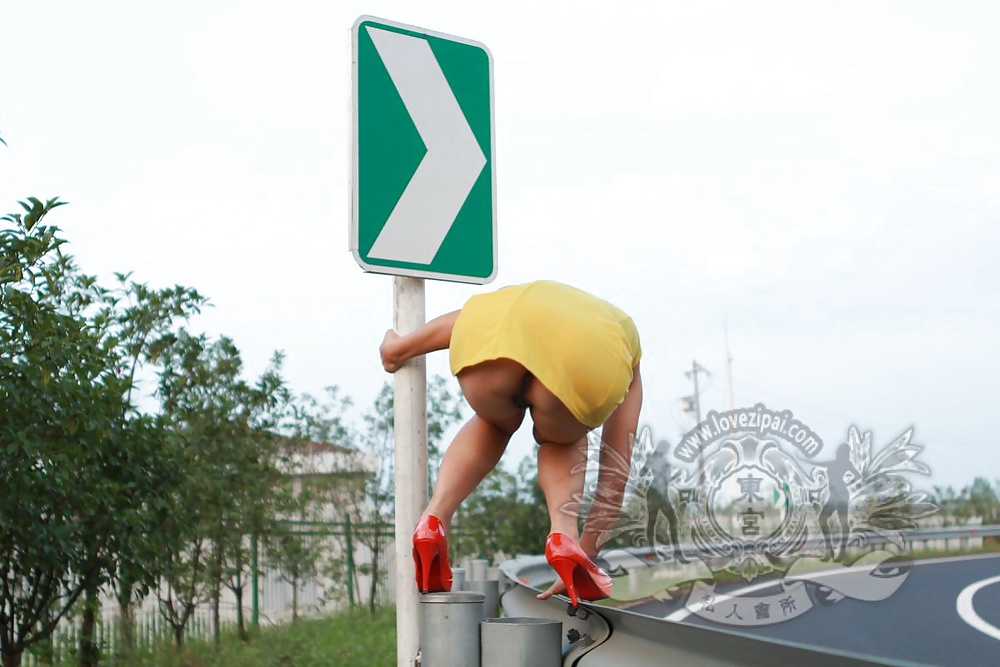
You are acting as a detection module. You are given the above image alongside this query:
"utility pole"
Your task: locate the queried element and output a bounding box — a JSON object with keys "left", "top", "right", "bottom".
{"left": 685, "top": 360, "right": 710, "bottom": 424}
{"left": 685, "top": 360, "right": 710, "bottom": 492}
{"left": 724, "top": 322, "right": 734, "bottom": 415}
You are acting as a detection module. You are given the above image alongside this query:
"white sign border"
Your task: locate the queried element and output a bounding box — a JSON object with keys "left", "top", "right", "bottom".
{"left": 349, "top": 15, "right": 498, "bottom": 285}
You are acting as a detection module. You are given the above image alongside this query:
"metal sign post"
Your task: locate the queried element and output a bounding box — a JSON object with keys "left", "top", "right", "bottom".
{"left": 350, "top": 15, "right": 496, "bottom": 667}
{"left": 393, "top": 276, "right": 427, "bottom": 666}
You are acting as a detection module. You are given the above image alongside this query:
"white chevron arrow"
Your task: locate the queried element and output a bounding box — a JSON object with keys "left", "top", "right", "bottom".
{"left": 365, "top": 28, "right": 487, "bottom": 265}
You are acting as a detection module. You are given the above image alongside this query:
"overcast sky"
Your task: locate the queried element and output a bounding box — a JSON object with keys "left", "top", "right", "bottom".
{"left": 2, "top": 1, "right": 997, "bottom": 491}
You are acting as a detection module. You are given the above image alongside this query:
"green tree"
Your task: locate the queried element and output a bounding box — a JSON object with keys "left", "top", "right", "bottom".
{"left": 0, "top": 198, "right": 135, "bottom": 667}
{"left": 90, "top": 276, "right": 206, "bottom": 664}
{"left": 154, "top": 332, "right": 292, "bottom": 647}
{"left": 934, "top": 485, "right": 974, "bottom": 526}
{"left": 0, "top": 123, "right": 207, "bottom": 662}
{"left": 354, "top": 384, "right": 396, "bottom": 614}
{"left": 215, "top": 353, "right": 293, "bottom": 642}
{"left": 154, "top": 333, "right": 241, "bottom": 647}
{"left": 67, "top": 275, "right": 206, "bottom": 667}
{"left": 964, "top": 477, "right": 1000, "bottom": 526}
{"left": 271, "top": 387, "right": 363, "bottom": 617}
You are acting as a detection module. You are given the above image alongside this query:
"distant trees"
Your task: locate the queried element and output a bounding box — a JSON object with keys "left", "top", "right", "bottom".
{"left": 274, "top": 386, "right": 361, "bottom": 619}
{"left": 934, "top": 478, "right": 1000, "bottom": 527}
{"left": 153, "top": 333, "right": 294, "bottom": 648}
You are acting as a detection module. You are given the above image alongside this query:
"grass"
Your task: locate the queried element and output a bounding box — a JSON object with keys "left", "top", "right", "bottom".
{"left": 115, "top": 608, "right": 397, "bottom": 667}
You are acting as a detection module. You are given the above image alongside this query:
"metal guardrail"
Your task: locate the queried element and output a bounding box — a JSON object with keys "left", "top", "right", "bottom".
{"left": 606, "top": 524, "right": 1000, "bottom": 562}
{"left": 497, "top": 525, "right": 1000, "bottom": 666}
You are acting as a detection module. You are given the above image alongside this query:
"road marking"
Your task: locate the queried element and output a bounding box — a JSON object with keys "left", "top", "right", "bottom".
{"left": 365, "top": 27, "right": 487, "bottom": 265}
{"left": 666, "top": 556, "right": 901, "bottom": 622}
{"left": 956, "top": 575, "right": 1000, "bottom": 642}
{"left": 667, "top": 552, "right": 1000, "bottom": 623}
{"left": 665, "top": 577, "right": 774, "bottom": 622}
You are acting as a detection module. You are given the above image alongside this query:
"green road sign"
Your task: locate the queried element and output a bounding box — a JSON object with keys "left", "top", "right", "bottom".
{"left": 350, "top": 16, "right": 497, "bottom": 284}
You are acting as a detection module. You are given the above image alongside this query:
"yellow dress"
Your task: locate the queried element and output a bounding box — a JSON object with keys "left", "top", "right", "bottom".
{"left": 449, "top": 281, "right": 642, "bottom": 429}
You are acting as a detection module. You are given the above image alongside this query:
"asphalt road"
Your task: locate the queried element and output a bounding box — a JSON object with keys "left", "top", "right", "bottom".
{"left": 624, "top": 553, "right": 1000, "bottom": 666}
{"left": 976, "top": 579, "right": 1000, "bottom": 635}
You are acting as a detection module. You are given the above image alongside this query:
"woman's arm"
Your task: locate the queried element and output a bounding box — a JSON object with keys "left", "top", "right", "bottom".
{"left": 380, "top": 309, "right": 461, "bottom": 372}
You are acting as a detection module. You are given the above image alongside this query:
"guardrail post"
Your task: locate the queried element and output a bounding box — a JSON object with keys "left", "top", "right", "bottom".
{"left": 471, "top": 559, "right": 489, "bottom": 581}
{"left": 419, "top": 591, "right": 485, "bottom": 667}
{"left": 481, "top": 618, "right": 561, "bottom": 667}
{"left": 465, "top": 580, "right": 500, "bottom": 618}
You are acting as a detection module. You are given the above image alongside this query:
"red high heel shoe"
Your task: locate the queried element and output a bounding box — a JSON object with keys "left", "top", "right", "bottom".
{"left": 412, "top": 515, "right": 452, "bottom": 593}
{"left": 545, "top": 533, "right": 611, "bottom": 607}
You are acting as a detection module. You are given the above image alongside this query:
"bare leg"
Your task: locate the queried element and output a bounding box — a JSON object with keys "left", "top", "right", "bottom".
{"left": 523, "top": 375, "right": 592, "bottom": 538}
{"left": 421, "top": 359, "right": 527, "bottom": 532}
{"left": 424, "top": 415, "right": 515, "bottom": 533}
{"left": 536, "top": 368, "right": 642, "bottom": 601}
{"left": 537, "top": 437, "right": 589, "bottom": 538}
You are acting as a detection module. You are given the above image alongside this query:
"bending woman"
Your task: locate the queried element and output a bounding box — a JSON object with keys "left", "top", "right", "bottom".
{"left": 379, "top": 280, "right": 643, "bottom": 606}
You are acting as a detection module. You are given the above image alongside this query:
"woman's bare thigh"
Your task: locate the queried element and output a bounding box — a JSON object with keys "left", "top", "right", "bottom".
{"left": 456, "top": 358, "right": 528, "bottom": 436}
